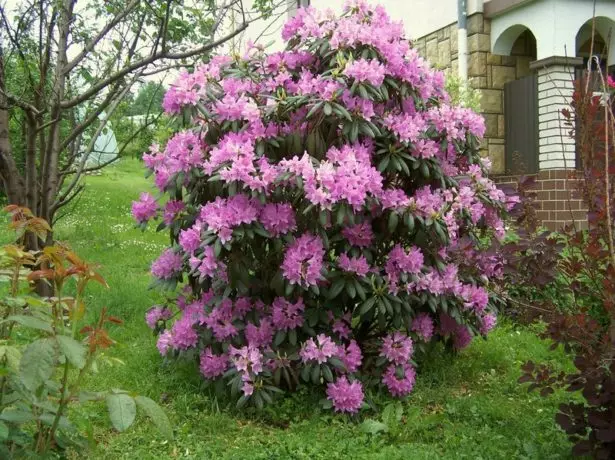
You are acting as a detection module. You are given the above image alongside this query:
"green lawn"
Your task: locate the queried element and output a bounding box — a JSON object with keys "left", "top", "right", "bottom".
{"left": 48, "top": 159, "right": 572, "bottom": 459}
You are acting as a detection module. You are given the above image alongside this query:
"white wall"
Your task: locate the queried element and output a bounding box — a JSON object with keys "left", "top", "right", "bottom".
{"left": 237, "top": 0, "right": 474, "bottom": 52}
{"left": 491, "top": 0, "right": 615, "bottom": 64}
{"left": 309, "top": 0, "right": 461, "bottom": 40}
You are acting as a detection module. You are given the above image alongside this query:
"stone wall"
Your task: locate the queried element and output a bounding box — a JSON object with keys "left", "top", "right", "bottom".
{"left": 414, "top": 13, "right": 535, "bottom": 175}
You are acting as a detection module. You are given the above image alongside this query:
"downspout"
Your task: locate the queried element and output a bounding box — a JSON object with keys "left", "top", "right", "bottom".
{"left": 457, "top": 0, "right": 468, "bottom": 81}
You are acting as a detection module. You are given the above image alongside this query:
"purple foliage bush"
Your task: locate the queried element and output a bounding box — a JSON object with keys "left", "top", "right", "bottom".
{"left": 133, "top": 1, "right": 516, "bottom": 412}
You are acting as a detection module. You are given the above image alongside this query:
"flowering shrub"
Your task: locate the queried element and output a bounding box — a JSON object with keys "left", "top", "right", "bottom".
{"left": 134, "top": 1, "right": 513, "bottom": 412}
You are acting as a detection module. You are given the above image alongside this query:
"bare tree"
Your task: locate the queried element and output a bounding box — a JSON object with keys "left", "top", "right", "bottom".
{"left": 0, "top": 0, "right": 283, "bottom": 249}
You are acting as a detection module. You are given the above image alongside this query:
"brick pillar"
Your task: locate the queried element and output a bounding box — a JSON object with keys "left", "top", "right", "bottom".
{"left": 529, "top": 56, "right": 583, "bottom": 171}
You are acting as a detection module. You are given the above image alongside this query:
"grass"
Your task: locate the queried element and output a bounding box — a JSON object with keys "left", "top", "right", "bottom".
{"left": 42, "top": 158, "right": 574, "bottom": 459}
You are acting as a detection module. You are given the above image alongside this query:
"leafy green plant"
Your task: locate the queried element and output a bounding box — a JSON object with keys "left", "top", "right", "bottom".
{"left": 0, "top": 206, "right": 172, "bottom": 457}
{"left": 360, "top": 401, "right": 404, "bottom": 439}
{"left": 445, "top": 75, "right": 482, "bottom": 113}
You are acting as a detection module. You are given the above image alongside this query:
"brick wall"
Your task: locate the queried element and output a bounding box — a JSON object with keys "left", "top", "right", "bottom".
{"left": 534, "top": 62, "right": 578, "bottom": 170}
{"left": 494, "top": 170, "right": 588, "bottom": 231}
{"left": 413, "top": 13, "right": 535, "bottom": 175}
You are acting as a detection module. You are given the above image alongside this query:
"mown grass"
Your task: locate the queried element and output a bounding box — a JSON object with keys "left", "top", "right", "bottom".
{"left": 45, "top": 159, "right": 574, "bottom": 459}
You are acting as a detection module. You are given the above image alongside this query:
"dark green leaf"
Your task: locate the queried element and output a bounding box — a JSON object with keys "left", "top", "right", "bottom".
{"left": 56, "top": 335, "right": 87, "bottom": 370}
{"left": 19, "top": 338, "right": 57, "bottom": 392}
{"left": 106, "top": 393, "right": 136, "bottom": 432}
{"left": 4, "top": 315, "right": 52, "bottom": 333}
{"left": 328, "top": 278, "right": 346, "bottom": 299}
{"left": 360, "top": 419, "right": 388, "bottom": 435}
{"left": 135, "top": 396, "right": 173, "bottom": 440}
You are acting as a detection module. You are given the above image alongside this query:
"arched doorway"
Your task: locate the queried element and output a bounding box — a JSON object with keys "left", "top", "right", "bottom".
{"left": 493, "top": 25, "right": 538, "bottom": 174}
{"left": 576, "top": 17, "right": 615, "bottom": 80}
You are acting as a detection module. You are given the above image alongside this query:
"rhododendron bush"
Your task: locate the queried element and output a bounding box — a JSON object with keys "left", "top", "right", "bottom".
{"left": 134, "top": 1, "right": 515, "bottom": 412}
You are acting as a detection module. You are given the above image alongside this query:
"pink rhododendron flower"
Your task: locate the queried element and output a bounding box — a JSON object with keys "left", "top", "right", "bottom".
{"left": 326, "top": 376, "right": 364, "bottom": 413}
{"left": 382, "top": 363, "right": 416, "bottom": 397}
{"left": 199, "top": 194, "right": 260, "bottom": 243}
{"left": 300, "top": 334, "right": 338, "bottom": 363}
{"left": 245, "top": 318, "right": 274, "bottom": 348}
{"left": 380, "top": 332, "right": 414, "bottom": 364}
{"left": 132, "top": 192, "right": 159, "bottom": 224}
{"left": 479, "top": 313, "right": 497, "bottom": 335}
{"left": 200, "top": 348, "right": 229, "bottom": 378}
{"left": 411, "top": 313, "right": 434, "bottom": 342}
{"left": 272, "top": 297, "right": 305, "bottom": 330}
{"left": 337, "top": 340, "right": 362, "bottom": 373}
{"left": 229, "top": 345, "right": 263, "bottom": 375}
{"left": 163, "top": 200, "right": 185, "bottom": 225}
{"left": 169, "top": 315, "right": 198, "bottom": 349}
{"left": 145, "top": 306, "right": 172, "bottom": 329}
{"left": 342, "top": 222, "right": 374, "bottom": 247}
{"left": 151, "top": 249, "right": 183, "bottom": 280}
{"left": 344, "top": 58, "right": 386, "bottom": 86}
{"left": 156, "top": 330, "right": 173, "bottom": 355}
{"left": 281, "top": 233, "right": 325, "bottom": 286}
{"left": 260, "top": 203, "right": 297, "bottom": 236}
{"left": 338, "top": 253, "right": 370, "bottom": 277}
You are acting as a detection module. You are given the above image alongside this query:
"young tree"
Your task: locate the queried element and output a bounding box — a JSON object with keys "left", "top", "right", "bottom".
{"left": 0, "top": 0, "right": 282, "bottom": 247}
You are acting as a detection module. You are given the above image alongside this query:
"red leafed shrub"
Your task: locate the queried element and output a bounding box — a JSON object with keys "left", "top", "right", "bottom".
{"left": 517, "top": 70, "right": 615, "bottom": 458}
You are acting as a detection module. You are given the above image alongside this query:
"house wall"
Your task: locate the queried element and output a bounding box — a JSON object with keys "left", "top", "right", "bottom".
{"left": 413, "top": 13, "right": 535, "bottom": 175}
{"left": 494, "top": 170, "right": 588, "bottom": 231}
{"left": 490, "top": 0, "right": 615, "bottom": 64}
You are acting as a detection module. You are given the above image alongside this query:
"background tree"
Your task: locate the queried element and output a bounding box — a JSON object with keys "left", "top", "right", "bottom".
{"left": 129, "top": 81, "right": 166, "bottom": 116}
{"left": 0, "top": 0, "right": 283, "bottom": 248}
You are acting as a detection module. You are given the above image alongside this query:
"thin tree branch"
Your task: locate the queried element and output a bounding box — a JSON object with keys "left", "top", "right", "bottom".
{"left": 61, "top": 19, "right": 252, "bottom": 109}
{"left": 62, "top": 0, "right": 141, "bottom": 75}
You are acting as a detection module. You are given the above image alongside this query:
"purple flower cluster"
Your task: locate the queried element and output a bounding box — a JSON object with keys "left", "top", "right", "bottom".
{"left": 338, "top": 254, "right": 370, "bottom": 277}
{"left": 271, "top": 297, "right": 305, "bottom": 330}
{"left": 200, "top": 348, "right": 229, "bottom": 378}
{"left": 132, "top": 192, "right": 159, "bottom": 224}
{"left": 300, "top": 334, "right": 338, "bottom": 364}
{"left": 326, "top": 376, "right": 364, "bottom": 413}
{"left": 151, "top": 249, "right": 183, "bottom": 280}
{"left": 145, "top": 306, "right": 173, "bottom": 329}
{"left": 382, "top": 363, "right": 416, "bottom": 397}
{"left": 260, "top": 203, "right": 297, "bottom": 236}
{"left": 411, "top": 313, "right": 435, "bottom": 342}
{"left": 281, "top": 233, "right": 325, "bottom": 287}
{"left": 380, "top": 332, "right": 414, "bottom": 365}
{"left": 199, "top": 195, "right": 260, "bottom": 243}
{"left": 344, "top": 58, "right": 386, "bottom": 86}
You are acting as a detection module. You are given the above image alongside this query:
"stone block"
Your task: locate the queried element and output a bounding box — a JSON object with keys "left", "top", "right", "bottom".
{"left": 468, "top": 52, "right": 487, "bottom": 77}
{"left": 492, "top": 65, "right": 516, "bottom": 89}
{"left": 498, "top": 114, "right": 505, "bottom": 137}
{"left": 484, "top": 17, "right": 491, "bottom": 34}
{"left": 467, "top": 14, "right": 483, "bottom": 35}
{"left": 450, "top": 25, "right": 458, "bottom": 52}
{"left": 480, "top": 89, "right": 503, "bottom": 113}
{"left": 437, "top": 26, "right": 450, "bottom": 41}
{"left": 501, "top": 55, "right": 516, "bottom": 66}
{"left": 468, "top": 33, "right": 490, "bottom": 53}
{"left": 451, "top": 59, "right": 459, "bottom": 76}
{"left": 486, "top": 54, "right": 501, "bottom": 65}
{"left": 437, "top": 39, "right": 451, "bottom": 69}
{"left": 484, "top": 113, "right": 498, "bottom": 137}
{"left": 469, "top": 76, "right": 487, "bottom": 89}
{"left": 516, "top": 56, "right": 532, "bottom": 78}
{"left": 488, "top": 142, "right": 505, "bottom": 174}
{"left": 426, "top": 39, "right": 438, "bottom": 65}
